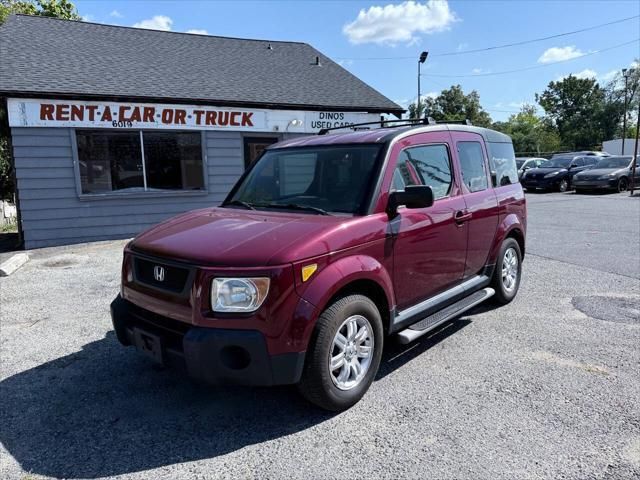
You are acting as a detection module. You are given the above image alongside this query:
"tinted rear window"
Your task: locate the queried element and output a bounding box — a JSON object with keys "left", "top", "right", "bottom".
{"left": 488, "top": 142, "right": 518, "bottom": 186}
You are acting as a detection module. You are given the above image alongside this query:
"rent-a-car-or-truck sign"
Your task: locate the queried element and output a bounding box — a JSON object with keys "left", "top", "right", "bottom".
{"left": 7, "top": 98, "right": 380, "bottom": 133}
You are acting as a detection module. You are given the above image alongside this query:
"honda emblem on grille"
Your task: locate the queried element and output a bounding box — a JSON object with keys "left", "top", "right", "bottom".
{"left": 153, "top": 265, "right": 165, "bottom": 282}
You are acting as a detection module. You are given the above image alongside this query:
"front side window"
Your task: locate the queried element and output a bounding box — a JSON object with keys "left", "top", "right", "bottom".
{"left": 392, "top": 144, "right": 452, "bottom": 199}
{"left": 228, "top": 145, "right": 382, "bottom": 214}
{"left": 457, "top": 141, "right": 488, "bottom": 192}
{"left": 76, "top": 130, "right": 204, "bottom": 194}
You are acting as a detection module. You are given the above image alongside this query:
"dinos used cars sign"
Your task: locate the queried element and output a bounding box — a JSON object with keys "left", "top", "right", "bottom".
{"left": 7, "top": 99, "right": 380, "bottom": 133}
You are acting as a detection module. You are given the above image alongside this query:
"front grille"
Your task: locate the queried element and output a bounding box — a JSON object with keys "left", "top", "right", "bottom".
{"left": 133, "top": 256, "right": 191, "bottom": 294}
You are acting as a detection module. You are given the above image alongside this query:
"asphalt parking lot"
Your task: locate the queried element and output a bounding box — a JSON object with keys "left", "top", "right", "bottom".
{"left": 1, "top": 192, "right": 639, "bottom": 480}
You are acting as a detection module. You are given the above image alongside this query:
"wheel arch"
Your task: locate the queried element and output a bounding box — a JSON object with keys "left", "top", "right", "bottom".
{"left": 292, "top": 255, "right": 395, "bottom": 348}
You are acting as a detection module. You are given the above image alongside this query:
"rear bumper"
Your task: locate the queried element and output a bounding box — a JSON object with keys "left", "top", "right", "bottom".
{"left": 110, "top": 295, "right": 305, "bottom": 386}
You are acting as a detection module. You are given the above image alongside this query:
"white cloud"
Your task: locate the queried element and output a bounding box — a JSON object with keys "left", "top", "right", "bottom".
{"left": 110, "top": 10, "right": 123, "bottom": 18}
{"left": 343, "top": 0, "right": 458, "bottom": 46}
{"left": 556, "top": 69, "right": 597, "bottom": 81}
{"left": 471, "top": 67, "right": 491, "bottom": 74}
{"left": 338, "top": 59, "right": 354, "bottom": 67}
{"left": 132, "top": 15, "right": 173, "bottom": 31}
{"left": 186, "top": 29, "right": 208, "bottom": 35}
{"left": 538, "top": 45, "right": 584, "bottom": 64}
{"left": 457, "top": 42, "right": 468, "bottom": 51}
{"left": 600, "top": 70, "right": 618, "bottom": 82}
{"left": 81, "top": 14, "right": 95, "bottom": 22}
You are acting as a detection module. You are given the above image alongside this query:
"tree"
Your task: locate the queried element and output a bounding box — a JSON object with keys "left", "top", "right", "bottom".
{"left": 492, "top": 104, "right": 561, "bottom": 155}
{"left": 0, "top": 0, "right": 81, "bottom": 201}
{"left": 536, "top": 75, "right": 608, "bottom": 150}
{"left": 407, "top": 85, "right": 493, "bottom": 127}
{"left": 0, "top": 0, "right": 80, "bottom": 24}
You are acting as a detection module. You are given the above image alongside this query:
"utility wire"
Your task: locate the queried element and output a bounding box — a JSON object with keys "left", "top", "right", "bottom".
{"left": 333, "top": 15, "right": 639, "bottom": 61}
{"left": 423, "top": 38, "right": 639, "bottom": 78}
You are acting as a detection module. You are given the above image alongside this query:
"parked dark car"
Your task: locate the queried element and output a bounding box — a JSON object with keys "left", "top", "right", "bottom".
{"left": 111, "top": 123, "right": 526, "bottom": 411}
{"left": 521, "top": 154, "right": 598, "bottom": 192}
{"left": 516, "top": 157, "right": 548, "bottom": 180}
{"left": 573, "top": 155, "right": 639, "bottom": 193}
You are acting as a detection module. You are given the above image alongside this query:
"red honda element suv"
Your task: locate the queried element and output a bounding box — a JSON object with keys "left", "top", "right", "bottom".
{"left": 111, "top": 122, "right": 526, "bottom": 411}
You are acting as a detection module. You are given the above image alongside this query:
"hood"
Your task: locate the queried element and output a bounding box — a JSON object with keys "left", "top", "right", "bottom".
{"left": 575, "top": 167, "right": 623, "bottom": 177}
{"left": 526, "top": 167, "right": 568, "bottom": 174}
{"left": 130, "top": 207, "right": 376, "bottom": 267}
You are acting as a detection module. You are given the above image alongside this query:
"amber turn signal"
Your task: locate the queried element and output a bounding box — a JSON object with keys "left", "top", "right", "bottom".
{"left": 301, "top": 264, "right": 318, "bottom": 282}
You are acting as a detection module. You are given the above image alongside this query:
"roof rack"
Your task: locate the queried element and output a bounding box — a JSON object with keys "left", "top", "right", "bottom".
{"left": 317, "top": 117, "right": 472, "bottom": 135}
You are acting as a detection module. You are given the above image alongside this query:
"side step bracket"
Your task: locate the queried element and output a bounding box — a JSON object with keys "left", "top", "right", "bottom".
{"left": 396, "top": 288, "right": 495, "bottom": 345}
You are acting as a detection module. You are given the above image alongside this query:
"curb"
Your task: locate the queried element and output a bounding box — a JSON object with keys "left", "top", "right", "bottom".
{"left": 0, "top": 253, "right": 29, "bottom": 277}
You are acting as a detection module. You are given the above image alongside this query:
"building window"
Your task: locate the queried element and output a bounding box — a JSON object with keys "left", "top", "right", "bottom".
{"left": 76, "top": 130, "right": 204, "bottom": 194}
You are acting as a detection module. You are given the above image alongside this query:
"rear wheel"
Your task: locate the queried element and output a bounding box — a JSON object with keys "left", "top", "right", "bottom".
{"left": 491, "top": 238, "right": 522, "bottom": 304}
{"left": 297, "top": 294, "right": 383, "bottom": 411}
{"left": 617, "top": 177, "right": 628, "bottom": 193}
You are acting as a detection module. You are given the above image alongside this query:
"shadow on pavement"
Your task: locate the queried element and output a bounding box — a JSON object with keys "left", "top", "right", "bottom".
{"left": 0, "top": 319, "right": 470, "bottom": 478}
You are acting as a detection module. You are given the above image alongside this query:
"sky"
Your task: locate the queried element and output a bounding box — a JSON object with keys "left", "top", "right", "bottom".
{"left": 74, "top": 0, "right": 640, "bottom": 121}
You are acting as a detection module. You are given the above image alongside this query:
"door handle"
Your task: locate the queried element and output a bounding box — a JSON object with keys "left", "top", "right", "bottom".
{"left": 455, "top": 210, "right": 472, "bottom": 225}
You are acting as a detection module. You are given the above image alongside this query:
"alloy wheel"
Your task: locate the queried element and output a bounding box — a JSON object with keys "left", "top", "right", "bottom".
{"left": 618, "top": 178, "right": 628, "bottom": 192}
{"left": 559, "top": 179, "right": 569, "bottom": 192}
{"left": 329, "top": 315, "right": 374, "bottom": 390}
{"left": 501, "top": 247, "right": 519, "bottom": 293}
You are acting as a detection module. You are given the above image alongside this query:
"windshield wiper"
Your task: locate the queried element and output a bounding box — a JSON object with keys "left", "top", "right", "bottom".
{"left": 222, "top": 200, "right": 256, "bottom": 210}
{"left": 263, "top": 203, "right": 331, "bottom": 215}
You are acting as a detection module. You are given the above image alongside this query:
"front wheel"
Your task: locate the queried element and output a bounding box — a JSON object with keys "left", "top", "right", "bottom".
{"left": 617, "top": 177, "right": 628, "bottom": 193}
{"left": 558, "top": 178, "right": 569, "bottom": 192}
{"left": 297, "top": 294, "right": 383, "bottom": 411}
{"left": 491, "top": 238, "right": 522, "bottom": 304}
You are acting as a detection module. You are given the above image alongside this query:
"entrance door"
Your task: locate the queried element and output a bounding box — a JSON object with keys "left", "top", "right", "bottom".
{"left": 243, "top": 137, "right": 279, "bottom": 168}
{"left": 389, "top": 132, "right": 468, "bottom": 311}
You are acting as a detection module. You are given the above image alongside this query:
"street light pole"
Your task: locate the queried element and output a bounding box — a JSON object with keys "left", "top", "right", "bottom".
{"left": 417, "top": 51, "right": 428, "bottom": 119}
{"left": 622, "top": 68, "right": 629, "bottom": 155}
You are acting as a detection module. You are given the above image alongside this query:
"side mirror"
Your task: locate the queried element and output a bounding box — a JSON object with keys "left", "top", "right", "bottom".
{"left": 570, "top": 163, "right": 578, "bottom": 168}
{"left": 387, "top": 185, "right": 434, "bottom": 216}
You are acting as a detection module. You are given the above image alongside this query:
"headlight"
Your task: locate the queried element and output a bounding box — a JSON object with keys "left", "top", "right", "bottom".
{"left": 211, "top": 277, "right": 270, "bottom": 313}
{"left": 599, "top": 174, "right": 616, "bottom": 180}
{"left": 544, "top": 171, "right": 560, "bottom": 178}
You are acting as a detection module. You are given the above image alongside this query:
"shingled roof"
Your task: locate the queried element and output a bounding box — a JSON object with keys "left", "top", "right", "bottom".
{"left": 0, "top": 15, "right": 403, "bottom": 114}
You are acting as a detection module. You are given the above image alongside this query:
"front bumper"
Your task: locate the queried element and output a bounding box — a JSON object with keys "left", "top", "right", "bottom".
{"left": 521, "top": 176, "right": 561, "bottom": 190}
{"left": 572, "top": 179, "right": 615, "bottom": 190}
{"left": 110, "top": 295, "right": 305, "bottom": 386}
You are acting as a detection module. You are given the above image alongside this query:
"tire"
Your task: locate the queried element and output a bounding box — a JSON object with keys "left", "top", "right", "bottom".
{"left": 297, "top": 294, "right": 383, "bottom": 411}
{"left": 491, "top": 238, "right": 522, "bottom": 305}
{"left": 558, "top": 178, "right": 569, "bottom": 192}
{"left": 617, "top": 177, "right": 628, "bottom": 193}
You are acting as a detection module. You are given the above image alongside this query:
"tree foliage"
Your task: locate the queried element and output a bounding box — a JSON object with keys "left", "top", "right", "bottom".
{"left": 0, "top": 0, "right": 80, "bottom": 24}
{"left": 0, "top": 0, "right": 81, "bottom": 201}
{"left": 492, "top": 105, "right": 561, "bottom": 155}
{"left": 408, "top": 85, "right": 493, "bottom": 127}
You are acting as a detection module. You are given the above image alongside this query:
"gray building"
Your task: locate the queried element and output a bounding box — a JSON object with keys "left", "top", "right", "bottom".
{"left": 0, "top": 15, "right": 402, "bottom": 249}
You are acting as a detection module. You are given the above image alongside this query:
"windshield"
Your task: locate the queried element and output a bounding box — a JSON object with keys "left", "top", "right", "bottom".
{"left": 545, "top": 157, "right": 572, "bottom": 168}
{"left": 594, "top": 157, "right": 631, "bottom": 169}
{"left": 226, "top": 145, "right": 383, "bottom": 215}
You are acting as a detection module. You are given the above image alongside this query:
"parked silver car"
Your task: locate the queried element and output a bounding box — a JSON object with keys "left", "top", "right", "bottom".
{"left": 573, "top": 156, "right": 639, "bottom": 193}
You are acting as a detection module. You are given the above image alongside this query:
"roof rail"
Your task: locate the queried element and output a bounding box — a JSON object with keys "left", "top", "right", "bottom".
{"left": 317, "top": 117, "right": 472, "bottom": 135}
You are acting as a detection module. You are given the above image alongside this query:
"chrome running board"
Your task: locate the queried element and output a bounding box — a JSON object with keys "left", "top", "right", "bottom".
{"left": 396, "top": 287, "right": 495, "bottom": 345}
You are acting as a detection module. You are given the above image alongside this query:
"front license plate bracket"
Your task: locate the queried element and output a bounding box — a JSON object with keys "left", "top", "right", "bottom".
{"left": 133, "top": 328, "right": 163, "bottom": 364}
